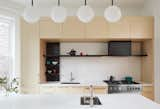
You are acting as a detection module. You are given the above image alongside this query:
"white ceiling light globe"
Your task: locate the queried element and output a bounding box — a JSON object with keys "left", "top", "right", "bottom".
{"left": 77, "top": 5, "right": 95, "bottom": 23}
{"left": 23, "top": 7, "right": 40, "bottom": 23}
{"left": 51, "top": 6, "right": 67, "bottom": 23}
{"left": 104, "top": 6, "right": 122, "bottom": 23}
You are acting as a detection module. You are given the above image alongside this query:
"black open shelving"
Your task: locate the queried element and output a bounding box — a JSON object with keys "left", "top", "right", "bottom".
{"left": 45, "top": 43, "right": 60, "bottom": 82}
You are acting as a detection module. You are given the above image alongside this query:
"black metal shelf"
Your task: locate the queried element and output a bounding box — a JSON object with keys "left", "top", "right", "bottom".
{"left": 43, "top": 54, "right": 147, "bottom": 57}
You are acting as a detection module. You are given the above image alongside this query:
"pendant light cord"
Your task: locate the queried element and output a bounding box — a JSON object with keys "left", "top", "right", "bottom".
{"left": 31, "top": 0, "right": 34, "bottom": 7}
{"left": 112, "top": 0, "right": 114, "bottom": 6}
{"left": 58, "top": 0, "right": 60, "bottom": 6}
{"left": 85, "top": 0, "right": 87, "bottom": 6}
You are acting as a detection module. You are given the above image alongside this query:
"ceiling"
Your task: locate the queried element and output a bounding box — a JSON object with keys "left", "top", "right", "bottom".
{"left": 10, "top": 0, "right": 145, "bottom": 8}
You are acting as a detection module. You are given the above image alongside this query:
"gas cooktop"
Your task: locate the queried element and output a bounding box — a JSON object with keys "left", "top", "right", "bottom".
{"left": 103, "top": 80, "right": 142, "bottom": 94}
{"left": 103, "top": 80, "right": 140, "bottom": 85}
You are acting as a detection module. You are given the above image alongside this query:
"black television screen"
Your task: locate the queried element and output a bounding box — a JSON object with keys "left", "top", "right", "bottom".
{"left": 108, "top": 41, "right": 131, "bottom": 56}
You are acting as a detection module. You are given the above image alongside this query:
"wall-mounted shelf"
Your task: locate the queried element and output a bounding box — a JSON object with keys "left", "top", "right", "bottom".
{"left": 43, "top": 54, "right": 147, "bottom": 58}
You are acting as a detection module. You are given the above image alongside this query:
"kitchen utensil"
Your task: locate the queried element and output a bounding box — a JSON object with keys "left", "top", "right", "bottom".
{"left": 125, "top": 76, "right": 133, "bottom": 84}
{"left": 67, "top": 49, "right": 77, "bottom": 56}
{"left": 52, "top": 61, "right": 58, "bottom": 65}
{"left": 109, "top": 76, "right": 114, "bottom": 82}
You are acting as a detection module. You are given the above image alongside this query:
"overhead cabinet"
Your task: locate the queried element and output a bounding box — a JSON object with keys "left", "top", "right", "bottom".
{"left": 130, "top": 17, "right": 154, "bottom": 39}
{"left": 61, "top": 17, "right": 85, "bottom": 39}
{"left": 86, "top": 17, "right": 109, "bottom": 39}
{"left": 39, "top": 18, "right": 62, "bottom": 39}
{"left": 39, "top": 16, "right": 154, "bottom": 40}
{"left": 108, "top": 17, "right": 130, "bottom": 39}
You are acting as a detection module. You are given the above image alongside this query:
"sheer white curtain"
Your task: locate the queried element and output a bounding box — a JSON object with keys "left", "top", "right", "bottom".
{"left": 0, "top": 16, "right": 15, "bottom": 79}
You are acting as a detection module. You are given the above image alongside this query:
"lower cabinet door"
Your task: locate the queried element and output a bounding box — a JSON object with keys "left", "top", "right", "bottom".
{"left": 141, "top": 86, "right": 154, "bottom": 100}
{"left": 39, "top": 86, "right": 107, "bottom": 94}
{"left": 83, "top": 87, "right": 107, "bottom": 94}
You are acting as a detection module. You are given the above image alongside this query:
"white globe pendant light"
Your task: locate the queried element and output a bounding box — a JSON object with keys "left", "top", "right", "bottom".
{"left": 51, "top": 0, "right": 67, "bottom": 23}
{"left": 23, "top": 0, "right": 40, "bottom": 23}
{"left": 104, "top": 0, "right": 122, "bottom": 23}
{"left": 77, "top": 0, "right": 95, "bottom": 23}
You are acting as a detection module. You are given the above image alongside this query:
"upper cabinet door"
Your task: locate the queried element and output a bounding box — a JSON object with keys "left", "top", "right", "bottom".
{"left": 62, "top": 17, "right": 85, "bottom": 39}
{"left": 108, "top": 17, "right": 130, "bottom": 39}
{"left": 39, "top": 18, "right": 62, "bottom": 39}
{"left": 130, "top": 17, "right": 154, "bottom": 39}
{"left": 86, "top": 17, "right": 109, "bottom": 39}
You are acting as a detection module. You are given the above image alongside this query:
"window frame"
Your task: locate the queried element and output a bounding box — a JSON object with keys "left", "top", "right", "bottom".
{"left": 0, "top": 15, "right": 16, "bottom": 78}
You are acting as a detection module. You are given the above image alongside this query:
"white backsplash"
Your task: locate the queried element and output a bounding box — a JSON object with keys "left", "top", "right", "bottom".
{"left": 60, "top": 42, "right": 141, "bottom": 83}
{"left": 60, "top": 42, "right": 108, "bottom": 55}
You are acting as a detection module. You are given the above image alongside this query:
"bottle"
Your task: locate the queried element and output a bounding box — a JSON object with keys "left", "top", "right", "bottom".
{"left": 90, "top": 85, "right": 94, "bottom": 107}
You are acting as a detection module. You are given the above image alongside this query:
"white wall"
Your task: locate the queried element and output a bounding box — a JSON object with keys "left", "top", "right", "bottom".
{"left": 143, "top": 0, "right": 160, "bottom": 103}
{"left": 60, "top": 43, "right": 141, "bottom": 83}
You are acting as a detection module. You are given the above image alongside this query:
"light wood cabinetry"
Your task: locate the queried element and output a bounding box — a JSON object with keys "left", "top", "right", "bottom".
{"left": 142, "top": 40, "right": 154, "bottom": 83}
{"left": 86, "top": 17, "right": 109, "bottom": 39}
{"left": 61, "top": 17, "right": 85, "bottom": 39}
{"left": 130, "top": 17, "right": 154, "bottom": 39}
{"left": 39, "top": 86, "right": 107, "bottom": 94}
{"left": 20, "top": 16, "right": 154, "bottom": 94}
{"left": 142, "top": 86, "right": 154, "bottom": 100}
{"left": 39, "top": 16, "right": 154, "bottom": 40}
{"left": 141, "top": 40, "right": 154, "bottom": 101}
{"left": 39, "top": 18, "right": 62, "bottom": 38}
{"left": 21, "top": 19, "right": 40, "bottom": 94}
{"left": 108, "top": 17, "right": 130, "bottom": 39}
{"left": 83, "top": 86, "right": 107, "bottom": 94}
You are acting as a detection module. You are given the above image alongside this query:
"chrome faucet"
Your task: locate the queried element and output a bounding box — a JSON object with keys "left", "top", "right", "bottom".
{"left": 70, "top": 72, "right": 74, "bottom": 82}
{"left": 90, "top": 85, "right": 94, "bottom": 107}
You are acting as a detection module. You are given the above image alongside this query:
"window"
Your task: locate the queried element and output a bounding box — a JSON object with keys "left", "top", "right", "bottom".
{"left": 0, "top": 16, "right": 15, "bottom": 78}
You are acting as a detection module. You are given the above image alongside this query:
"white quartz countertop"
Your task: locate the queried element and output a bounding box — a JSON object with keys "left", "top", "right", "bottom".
{"left": 40, "top": 81, "right": 153, "bottom": 87}
{"left": 40, "top": 81, "right": 108, "bottom": 87}
{"left": 0, "top": 94, "right": 159, "bottom": 109}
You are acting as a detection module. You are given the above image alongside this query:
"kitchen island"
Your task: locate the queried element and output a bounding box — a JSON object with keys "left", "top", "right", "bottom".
{"left": 0, "top": 94, "right": 159, "bottom": 109}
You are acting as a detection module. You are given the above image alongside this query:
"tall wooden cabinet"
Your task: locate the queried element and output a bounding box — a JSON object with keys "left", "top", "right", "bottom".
{"left": 21, "top": 19, "right": 40, "bottom": 94}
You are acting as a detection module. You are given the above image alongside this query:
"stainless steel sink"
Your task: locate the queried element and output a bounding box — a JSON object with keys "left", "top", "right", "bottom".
{"left": 80, "top": 96, "right": 102, "bottom": 105}
{"left": 60, "top": 82, "right": 80, "bottom": 84}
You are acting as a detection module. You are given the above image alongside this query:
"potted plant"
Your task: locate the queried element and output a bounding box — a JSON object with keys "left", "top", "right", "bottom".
{"left": 0, "top": 77, "right": 19, "bottom": 96}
